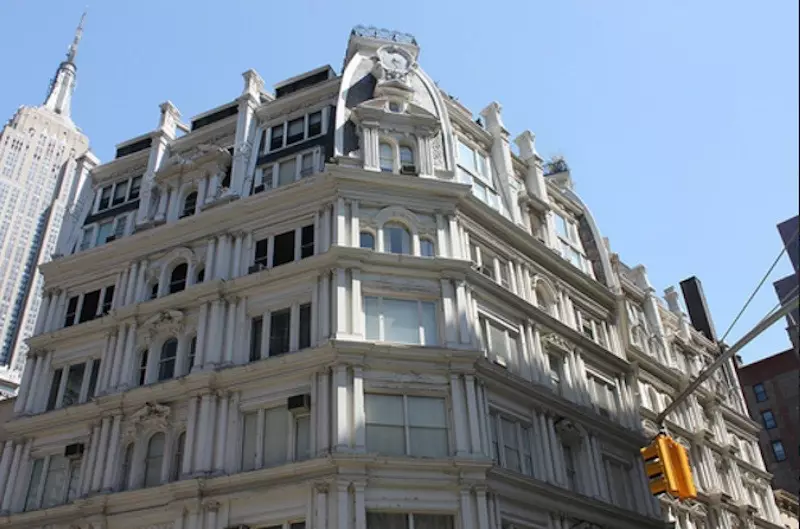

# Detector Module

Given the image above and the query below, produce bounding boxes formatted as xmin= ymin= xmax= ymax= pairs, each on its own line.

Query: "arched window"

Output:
xmin=188 ymin=336 xmax=197 ymax=372
xmin=150 ymin=282 xmax=159 ymax=300
xmin=399 ymin=146 xmax=415 ymax=174
xmin=195 ymin=267 xmax=205 ymax=284
xmin=169 ymin=263 xmax=188 ymax=294
xmin=379 ymin=142 xmax=394 ymax=173
xmin=420 ymin=238 xmax=435 ymax=257
xmin=138 ymin=350 xmax=149 ymax=386
xmin=383 ymin=222 xmax=411 ymax=254
xmin=144 ymin=433 xmax=165 ymax=487
xmin=534 ymin=283 xmax=556 ymax=317
xmin=181 ymin=192 xmax=197 ymax=218
xmin=158 ymin=339 xmax=178 ymax=381
xmin=360 ymin=231 xmax=375 ymax=250
xmin=172 ymin=432 xmax=185 ymax=482
xmin=120 ymin=444 xmax=134 ymax=490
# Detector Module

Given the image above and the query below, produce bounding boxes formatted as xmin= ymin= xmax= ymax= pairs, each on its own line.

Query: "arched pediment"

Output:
xmin=375 ymin=206 xmax=421 ymax=232
xmin=142 ymin=310 xmax=185 ymax=344
xmin=124 ymin=402 xmax=171 ymax=440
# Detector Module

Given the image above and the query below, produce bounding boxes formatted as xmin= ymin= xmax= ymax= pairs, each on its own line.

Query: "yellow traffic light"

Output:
xmin=640 ymin=434 xmax=697 ymax=500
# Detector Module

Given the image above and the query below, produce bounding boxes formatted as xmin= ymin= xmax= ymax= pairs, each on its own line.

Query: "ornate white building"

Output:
xmin=0 ymin=27 xmax=784 ymax=529
xmin=0 ymin=14 xmax=91 ymax=395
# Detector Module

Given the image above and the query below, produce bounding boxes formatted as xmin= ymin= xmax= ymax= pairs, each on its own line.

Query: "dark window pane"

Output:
xmin=299 ymin=303 xmax=311 ymax=350
xmin=129 ymin=176 xmax=142 ymax=200
xmin=78 ymin=290 xmax=101 ymax=323
xmin=287 ymin=117 xmax=304 ymax=145
xmin=158 ymin=339 xmax=178 ymax=381
xmin=254 ymin=238 xmax=269 ymax=267
xmin=269 ymin=309 xmax=291 ymax=356
xmin=112 ymin=181 xmax=128 ymax=205
xmin=169 ymin=264 xmax=188 ymax=294
xmin=181 ymin=192 xmax=197 ymax=218
xmin=360 ymin=232 xmax=375 ymax=249
xmin=98 ymin=186 xmax=111 ymax=210
xmin=139 ymin=350 xmax=148 ymax=386
xmin=250 ymin=317 xmax=263 ymax=362
xmin=188 ymin=337 xmax=196 ymax=370
xmin=46 ymin=369 xmax=63 ymax=411
xmin=150 ymin=283 xmax=159 ymax=300
xmin=308 ymin=111 xmax=322 ymax=136
xmin=102 ymin=286 xmax=115 ymax=314
xmin=270 ymin=125 xmax=284 ymax=151
xmin=301 ymin=225 xmax=314 ymax=259
xmin=61 ymin=363 xmax=86 ymax=407
xmin=273 ymin=230 xmax=295 ymax=267
xmin=196 ymin=268 xmax=205 ymax=283
xmin=87 ymin=359 xmax=100 ymax=399
xmin=64 ymin=296 xmax=79 ymax=327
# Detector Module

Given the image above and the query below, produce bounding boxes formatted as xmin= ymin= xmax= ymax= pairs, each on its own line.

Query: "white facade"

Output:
xmin=0 ymin=15 xmax=90 ymax=394
xmin=0 ymin=26 xmax=783 ymax=529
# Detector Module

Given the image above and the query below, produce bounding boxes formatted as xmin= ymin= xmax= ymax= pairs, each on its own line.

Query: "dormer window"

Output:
xmin=270 ymin=124 xmax=285 ymax=151
xmin=399 ymin=146 xmax=416 ymax=175
xmin=98 ymin=187 xmax=111 ymax=210
xmin=388 ymin=101 xmax=402 ymax=113
xmin=287 ymin=118 xmax=305 ymax=145
xmin=378 ymin=139 xmax=417 ymax=175
xmin=112 ymin=181 xmax=128 ymax=206
xmin=308 ymin=111 xmax=322 ymax=136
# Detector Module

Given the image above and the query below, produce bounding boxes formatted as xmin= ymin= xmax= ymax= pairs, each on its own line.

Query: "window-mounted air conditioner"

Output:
xmin=288 ymin=394 xmax=311 ymax=414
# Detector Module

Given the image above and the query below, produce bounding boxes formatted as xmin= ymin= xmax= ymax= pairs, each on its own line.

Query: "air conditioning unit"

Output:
xmin=105 ymin=235 xmax=116 ymax=243
xmin=253 ymin=184 xmax=265 ymax=194
xmin=288 ymin=394 xmax=311 ymax=414
xmin=248 ymin=263 xmax=266 ymax=274
xmin=400 ymin=164 xmax=417 ymax=175
xmin=64 ymin=443 xmax=85 ymax=459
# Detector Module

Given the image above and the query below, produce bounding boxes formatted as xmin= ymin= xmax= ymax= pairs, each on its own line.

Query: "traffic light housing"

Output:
xmin=641 ymin=434 xmax=697 ymax=500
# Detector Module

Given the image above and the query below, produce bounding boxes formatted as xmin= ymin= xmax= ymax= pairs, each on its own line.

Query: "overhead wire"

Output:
xmin=716 ymin=226 xmax=799 ymax=345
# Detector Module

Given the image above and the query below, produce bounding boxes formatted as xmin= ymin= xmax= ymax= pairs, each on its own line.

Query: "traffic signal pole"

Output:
xmin=655 ymin=293 xmax=799 ymax=427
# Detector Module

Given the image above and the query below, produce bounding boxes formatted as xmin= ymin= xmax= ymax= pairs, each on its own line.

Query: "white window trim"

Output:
xmin=239 ymin=404 xmax=310 ymax=471
xmin=489 ymin=410 xmax=534 ymax=476
xmin=378 ymin=136 xmax=417 ymax=175
xmin=477 ymin=312 xmax=521 ymax=370
xmin=364 ymin=393 xmax=450 ymax=458
xmin=249 ymin=298 xmax=314 ymax=361
xmin=264 ymin=108 xmax=327 ymax=154
xmin=24 ymin=453 xmax=81 ymax=511
xmin=256 ymin=147 xmax=321 ymax=191
xmin=250 ymin=221 xmax=316 ymax=271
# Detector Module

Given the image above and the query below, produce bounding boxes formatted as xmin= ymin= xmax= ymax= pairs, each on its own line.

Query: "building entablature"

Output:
xmin=254 ymin=77 xmax=341 ymax=124
xmin=489 ymin=470 xmax=666 ymax=529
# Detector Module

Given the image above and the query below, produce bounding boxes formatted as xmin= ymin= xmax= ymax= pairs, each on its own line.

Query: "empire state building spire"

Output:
xmin=43 ymin=11 xmax=87 ymax=118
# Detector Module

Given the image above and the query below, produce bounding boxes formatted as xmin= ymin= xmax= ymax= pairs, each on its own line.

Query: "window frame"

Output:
xmin=477 ymin=312 xmax=520 ymax=370
xmin=364 ymin=393 xmax=450 ymax=458
xmin=771 ymin=440 xmax=786 ymax=461
xmin=488 ymin=410 xmax=534 ymax=476
xmin=753 ymin=383 xmax=768 ymax=402
xmin=363 ymin=295 xmax=439 ymax=346
xmin=240 ymin=403 xmax=311 ymax=471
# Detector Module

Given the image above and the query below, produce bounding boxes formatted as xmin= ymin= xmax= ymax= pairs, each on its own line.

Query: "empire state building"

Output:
xmin=0 ymin=14 xmax=94 ymax=396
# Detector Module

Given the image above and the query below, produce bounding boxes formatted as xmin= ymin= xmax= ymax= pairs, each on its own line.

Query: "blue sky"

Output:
xmin=1 ymin=0 xmax=797 ymax=363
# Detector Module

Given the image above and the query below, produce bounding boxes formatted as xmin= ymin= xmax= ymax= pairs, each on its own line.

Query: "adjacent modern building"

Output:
xmin=0 ymin=26 xmax=786 ymax=529
xmin=0 ymin=15 xmax=91 ymax=396
xmin=737 ymin=350 xmax=799 ymax=497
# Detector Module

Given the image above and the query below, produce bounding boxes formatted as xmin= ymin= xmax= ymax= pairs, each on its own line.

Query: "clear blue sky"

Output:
xmin=1 ymin=0 xmax=797 ymax=363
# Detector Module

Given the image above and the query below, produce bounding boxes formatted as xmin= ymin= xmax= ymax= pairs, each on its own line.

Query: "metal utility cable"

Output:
xmin=717 ymin=226 xmax=799 ymax=345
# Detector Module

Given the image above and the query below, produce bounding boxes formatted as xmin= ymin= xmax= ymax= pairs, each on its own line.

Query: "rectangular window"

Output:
xmin=497 ymin=258 xmax=510 ymax=289
xmin=24 ymin=459 xmax=44 ymax=511
xmin=41 ymin=455 xmax=68 ymax=508
xmin=762 ymin=410 xmax=777 ymax=429
xmin=606 ymin=459 xmax=633 ymax=510
xmin=308 ymin=111 xmax=322 ymax=137
xmin=270 ymin=125 xmax=284 ymax=151
xmin=480 ymin=316 xmax=519 ymax=369
xmin=102 ymin=286 xmax=115 ymax=315
xmin=300 ymin=152 xmax=315 ymax=177
xmin=112 ymin=181 xmax=128 ymax=205
xmin=753 ymin=383 xmax=768 ymax=402
xmin=364 ymin=394 xmax=448 ymax=458
xmin=128 ymin=175 xmax=142 ymax=200
xmin=287 ymin=117 xmax=305 ymax=145
xmin=364 ymin=297 xmax=438 ymax=345
xmin=61 ymin=363 xmax=85 ymax=407
xmin=278 ymin=158 xmax=297 ymax=187
xmin=254 ymin=238 xmax=269 ymax=267
xmin=112 ymin=215 xmax=127 ymax=240
xmin=294 ymin=413 xmax=311 ymax=461
xmin=555 ymin=213 xmax=569 ymax=240
xmin=46 ymin=368 xmax=63 ymax=411
xmin=269 ymin=309 xmax=291 ymax=356
xmin=588 ymin=374 xmax=617 ymax=418
xmin=240 ymin=405 xmax=309 ymax=471
xmin=78 ymin=289 xmax=101 ymax=323
xmin=64 ymin=296 xmax=79 ymax=327
xmin=299 ymin=303 xmax=311 ymax=350
xmin=87 ymin=359 xmax=101 ymax=399
xmin=500 ymin=416 xmax=520 ymax=472
xmin=79 ymin=228 xmax=93 ymax=251
xmin=250 ymin=316 xmax=263 ymax=362
xmin=771 ymin=440 xmax=786 ymax=461
xmin=562 ymin=444 xmax=577 ymax=491
xmin=241 ymin=411 xmax=259 ymax=471
xmin=300 ymin=224 xmax=314 ymax=259
xmin=366 ymin=513 xmax=454 ymax=529
xmin=98 ymin=186 xmax=112 ymax=210
xmin=273 ymin=230 xmax=295 ymax=267
xmin=95 ymin=221 xmax=113 ymax=245
xmin=263 ymin=406 xmax=289 ymax=467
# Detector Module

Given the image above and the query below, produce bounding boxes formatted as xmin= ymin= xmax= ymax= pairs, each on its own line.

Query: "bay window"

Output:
xmin=364 ymin=296 xmax=438 ymax=345
xmin=364 ymin=394 xmax=448 ymax=458
xmin=241 ymin=405 xmax=310 ymax=471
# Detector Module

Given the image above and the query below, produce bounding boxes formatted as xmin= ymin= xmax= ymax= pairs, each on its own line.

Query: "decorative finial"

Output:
xmin=66 ymin=10 xmax=87 ymax=64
